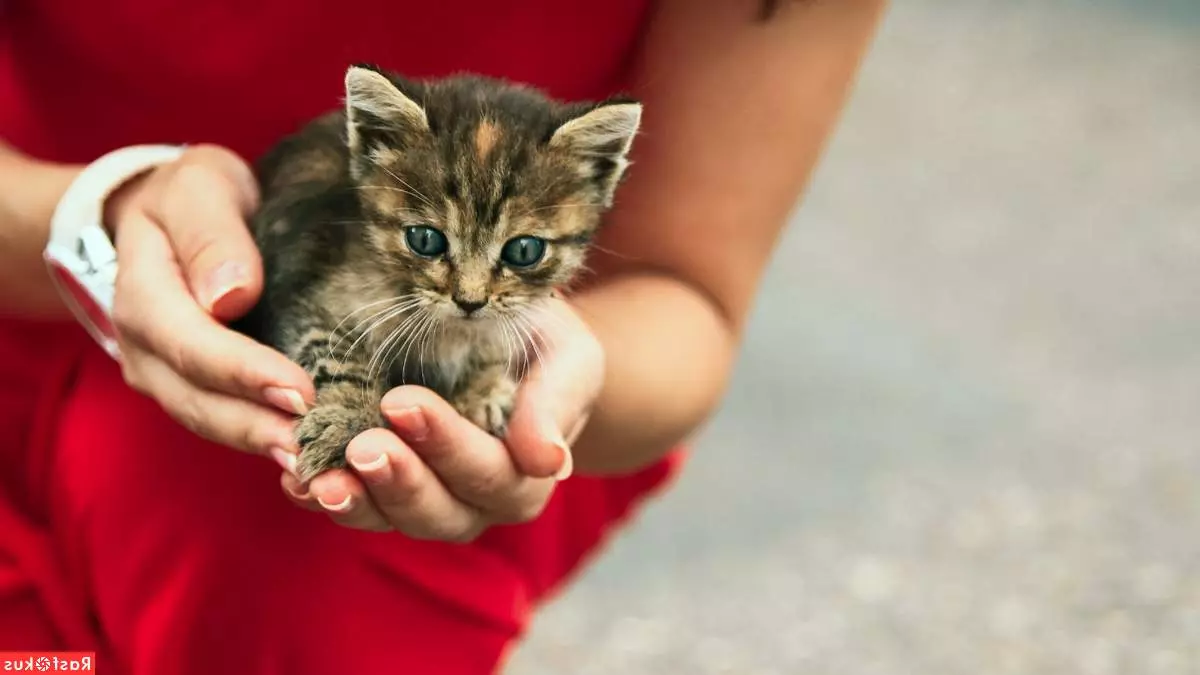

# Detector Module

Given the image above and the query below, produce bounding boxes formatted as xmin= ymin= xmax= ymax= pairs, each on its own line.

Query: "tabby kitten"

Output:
xmin=238 ymin=65 xmax=641 ymax=482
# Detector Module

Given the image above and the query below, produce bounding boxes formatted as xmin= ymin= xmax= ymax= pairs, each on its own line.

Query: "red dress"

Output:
xmin=0 ymin=2 xmax=683 ymax=672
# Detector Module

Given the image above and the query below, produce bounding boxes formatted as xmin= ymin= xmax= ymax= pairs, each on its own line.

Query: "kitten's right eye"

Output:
xmin=404 ymin=226 xmax=448 ymax=258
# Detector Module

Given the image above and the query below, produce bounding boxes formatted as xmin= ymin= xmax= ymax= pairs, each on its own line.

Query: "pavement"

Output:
xmin=507 ymin=1 xmax=1200 ymax=673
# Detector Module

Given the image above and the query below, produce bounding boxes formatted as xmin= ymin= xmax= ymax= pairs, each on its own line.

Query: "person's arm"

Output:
xmin=0 ymin=141 xmax=83 ymax=317
xmin=571 ymin=0 xmax=889 ymax=473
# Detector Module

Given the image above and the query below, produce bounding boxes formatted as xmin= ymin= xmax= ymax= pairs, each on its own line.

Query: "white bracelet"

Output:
xmin=43 ymin=144 xmax=186 ymax=358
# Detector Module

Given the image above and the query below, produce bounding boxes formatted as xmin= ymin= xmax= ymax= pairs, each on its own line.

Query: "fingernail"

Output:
xmin=554 ymin=443 xmax=574 ymax=481
xmin=317 ymin=494 xmax=354 ymax=513
xmin=264 ymin=387 xmax=309 ymax=416
xmin=201 ymin=261 xmax=247 ymax=312
xmin=539 ymin=412 xmax=573 ymax=480
xmin=566 ymin=410 xmax=591 ymax=445
xmin=269 ymin=447 xmax=298 ymax=477
xmin=389 ymin=407 xmax=428 ymax=442
xmin=349 ymin=453 xmax=389 ymax=473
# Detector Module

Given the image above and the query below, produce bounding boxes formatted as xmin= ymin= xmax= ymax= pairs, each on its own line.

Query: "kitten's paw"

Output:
xmin=452 ymin=372 xmax=518 ymax=439
xmin=294 ymin=405 xmax=382 ymax=482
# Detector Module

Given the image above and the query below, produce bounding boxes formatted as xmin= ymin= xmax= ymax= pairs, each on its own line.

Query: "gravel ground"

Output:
xmin=508 ymin=2 xmax=1200 ymax=673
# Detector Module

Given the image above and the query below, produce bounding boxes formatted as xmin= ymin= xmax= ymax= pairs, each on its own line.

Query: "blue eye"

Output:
xmin=500 ymin=236 xmax=546 ymax=268
xmin=404 ymin=226 xmax=448 ymax=258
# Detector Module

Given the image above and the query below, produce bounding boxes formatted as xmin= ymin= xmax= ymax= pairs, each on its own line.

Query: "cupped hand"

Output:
xmin=107 ymin=144 xmax=314 ymax=465
xmin=280 ymin=297 xmax=604 ymax=540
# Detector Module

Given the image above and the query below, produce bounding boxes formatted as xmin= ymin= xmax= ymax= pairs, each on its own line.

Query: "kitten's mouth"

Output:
xmin=451 ymin=308 xmax=495 ymax=324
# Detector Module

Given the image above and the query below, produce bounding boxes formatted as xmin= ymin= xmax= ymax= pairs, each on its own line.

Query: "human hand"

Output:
xmin=107 ymin=144 xmax=314 ymax=467
xmin=279 ymin=297 xmax=603 ymax=539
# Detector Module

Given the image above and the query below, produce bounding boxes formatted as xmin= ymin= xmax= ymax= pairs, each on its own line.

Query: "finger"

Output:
xmin=343 ymin=428 xmax=484 ymax=541
xmin=280 ymin=472 xmax=324 ymax=513
xmin=505 ymin=297 xmax=604 ymax=479
xmin=113 ymin=213 xmax=314 ymax=414
xmin=381 ymin=387 xmax=554 ymax=524
xmin=118 ymin=345 xmax=298 ymax=459
xmin=306 ymin=468 xmax=393 ymax=533
xmin=146 ymin=145 xmax=262 ymax=320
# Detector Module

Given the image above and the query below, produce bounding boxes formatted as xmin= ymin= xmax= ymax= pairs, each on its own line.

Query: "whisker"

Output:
xmin=498 ymin=316 xmax=518 ymax=378
xmin=511 ymin=315 xmax=546 ymax=373
xmin=331 ymin=297 xmax=420 ymax=346
xmin=585 ymin=242 xmax=638 ymax=262
xmin=380 ymin=167 xmax=437 ymax=210
xmin=398 ymin=309 xmax=435 ymax=387
xmin=416 ymin=313 xmax=440 ymax=388
xmin=337 ymin=302 xmax=418 ymax=357
xmin=380 ymin=319 xmax=418 ymax=392
xmin=522 ymin=303 xmax=570 ymax=352
xmin=371 ymin=307 xmax=427 ymax=391
xmin=338 ymin=302 xmax=419 ymax=373
xmin=329 ymin=295 xmax=417 ymax=354
xmin=508 ymin=202 xmax=593 ymax=222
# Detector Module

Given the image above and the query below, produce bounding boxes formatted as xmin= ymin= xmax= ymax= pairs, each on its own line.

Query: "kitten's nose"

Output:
xmin=454 ymin=298 xmax=487 ymax=315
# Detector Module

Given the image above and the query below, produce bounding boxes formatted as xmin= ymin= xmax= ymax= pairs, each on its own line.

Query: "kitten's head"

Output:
xmin=342 ymin=65 xmax=641 ymax=326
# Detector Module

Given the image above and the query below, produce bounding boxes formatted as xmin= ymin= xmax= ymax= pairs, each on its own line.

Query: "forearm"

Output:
xmin=564 ymin=0 xmax=887 ymax=473
xmin=570 ymin=272 xmax=735 ymax=474
xmin=0 ymin=141 xmax=82 ymax=317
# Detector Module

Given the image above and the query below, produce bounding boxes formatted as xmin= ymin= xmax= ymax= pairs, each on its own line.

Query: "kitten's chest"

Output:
xmin=382 ymin=327 xmax=509 ymax=394
xmin=427 ymin=339 xmax=475 ymax=392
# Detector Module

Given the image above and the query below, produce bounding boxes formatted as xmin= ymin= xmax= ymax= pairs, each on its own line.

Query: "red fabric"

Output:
xmin=0 ymin=2 xmax=686 ymax=673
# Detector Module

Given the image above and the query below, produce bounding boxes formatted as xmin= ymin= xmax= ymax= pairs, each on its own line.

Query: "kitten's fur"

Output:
xmin=237 ymin=65 xmax=641 ymax=481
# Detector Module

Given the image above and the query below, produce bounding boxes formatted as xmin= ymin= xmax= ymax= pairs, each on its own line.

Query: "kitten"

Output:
xmin=237 ymin=65 xmax=641 ymax=482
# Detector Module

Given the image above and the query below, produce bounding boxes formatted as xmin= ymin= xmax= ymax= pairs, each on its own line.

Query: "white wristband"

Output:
xmin=43 ymin=144 xmax=186 ymax=358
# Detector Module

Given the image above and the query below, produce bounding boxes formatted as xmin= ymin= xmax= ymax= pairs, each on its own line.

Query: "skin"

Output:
xmin=0 ymin=0 xmax=888 ymax=537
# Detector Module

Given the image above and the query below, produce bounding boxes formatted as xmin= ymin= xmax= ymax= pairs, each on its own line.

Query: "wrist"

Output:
xmin=566 ymin=272 xmax=734 ymax=475
xmin=0 ymin=148 xmax=85 ymax=317
xmin=42 ymin=144 xmax=186 ymax=355
xmin=0 ymin=151 xmax=82 ymax=240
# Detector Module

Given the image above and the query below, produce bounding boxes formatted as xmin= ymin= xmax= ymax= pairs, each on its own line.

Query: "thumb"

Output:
xmin=506 ymin=298 xmax=604 ymax=479
xmin=148 ymin=146 xmax=263 ymax=322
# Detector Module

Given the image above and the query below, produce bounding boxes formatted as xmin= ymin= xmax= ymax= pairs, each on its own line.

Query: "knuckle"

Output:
xmin=111 ymin=273 xmax=147 ymax=341
xmin=461 ymin=469 xmax=508 ymax=502
xmin=224 ymin=353 xmax=263 ymax=390
xmin=180 ymin=235 xmax=222 ymax=277
xmin=444 ymin=523 xmax=484 ymax=544
xmin=398 ymin=514 xmax=481 ymax=543
xmin=165 ymin=341 xmax=195 ymax=379
xmin=183 ymin=143 xmax=239 ymax=166
xmin=238 ymin=418 xmax=268 ymax=456
xmin=170 ymin=157 xmax=222 ymax=192
xmin=170 ymin=393 xmax=208 ymax=438
xmin=180 ymin=145 xmax=257 ymax=204
xmin=377 ymin=481 xmax=422 ymax=514
xmin=110 ymin=297 xmax=137 ymax=342
xmin=119 ymin=361 xmax=148 ymax=395
xmin=502 ymin=494 xmax=550 ymax=525
xmin=167 ymin=341 xmax=225 ymax=395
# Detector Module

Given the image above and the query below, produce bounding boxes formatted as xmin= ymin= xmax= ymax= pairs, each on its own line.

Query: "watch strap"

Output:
xmin=43 ymin=144 xmax=186 ymax=357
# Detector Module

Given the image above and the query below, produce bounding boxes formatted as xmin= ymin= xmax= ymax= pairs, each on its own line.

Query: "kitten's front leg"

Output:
xmin=287 ymin=329 xmax=387 ymax=482
xmin=451 ymin=361 xmax=519 ymax=439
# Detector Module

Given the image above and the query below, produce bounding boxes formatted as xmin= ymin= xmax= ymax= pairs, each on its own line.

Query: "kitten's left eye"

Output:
xmin=404 ymin=226 xmax=448 ymax=258
xmin=500 ymin=236 xmax=546 ymax=268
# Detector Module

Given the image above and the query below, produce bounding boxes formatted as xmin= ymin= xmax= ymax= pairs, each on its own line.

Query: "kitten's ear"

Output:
xmin=344 ymin=65 xmax=429 ymax=176
xmin=549 ymin=100 xmax=642 ymax=207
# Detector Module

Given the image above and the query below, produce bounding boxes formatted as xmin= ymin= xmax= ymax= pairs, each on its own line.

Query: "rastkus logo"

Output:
xmin=0 ymin=653 xmax=94 ymax=672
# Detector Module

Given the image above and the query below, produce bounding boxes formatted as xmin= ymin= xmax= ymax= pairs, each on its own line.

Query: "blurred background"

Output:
xmin=509 ymin=0 xmax=1200 ymax=673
